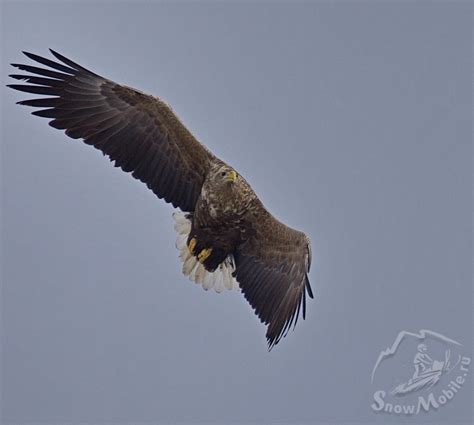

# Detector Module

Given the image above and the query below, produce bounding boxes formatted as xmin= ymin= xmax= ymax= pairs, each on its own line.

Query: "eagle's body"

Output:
xmin=8 ymin=50 xmax=314 ymax=348
xmin=191 ymin=163 xmax=256 ymax=272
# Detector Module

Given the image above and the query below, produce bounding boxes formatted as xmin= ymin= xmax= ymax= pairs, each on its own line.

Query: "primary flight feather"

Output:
xmin=8 ymin=49 xmax=313 ymax=349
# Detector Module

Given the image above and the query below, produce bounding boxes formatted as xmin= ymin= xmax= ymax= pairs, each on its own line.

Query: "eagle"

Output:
xmin=8 ymin=50 xmax=313 ymax=349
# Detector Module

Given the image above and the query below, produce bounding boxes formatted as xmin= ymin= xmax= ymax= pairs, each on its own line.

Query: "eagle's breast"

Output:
xmin=199 ymin=176 xmax=250 ymax=224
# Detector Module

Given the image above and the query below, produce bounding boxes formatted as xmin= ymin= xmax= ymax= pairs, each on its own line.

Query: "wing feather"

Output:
xmin=234 ymin=203 xmax=313 ymax=349
xmin=8 ymin=49 xmax=314 ymax=349
xmin=8 ymin=49 xmax=216 ymax=212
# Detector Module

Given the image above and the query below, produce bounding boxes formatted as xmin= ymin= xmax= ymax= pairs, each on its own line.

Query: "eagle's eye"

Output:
xmin=220 ymin=171 xmax=227 ymax=177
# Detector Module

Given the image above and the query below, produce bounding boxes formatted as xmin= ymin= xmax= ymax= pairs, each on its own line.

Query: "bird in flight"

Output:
xmin=8 ymin=49 xmax=313 ymax=349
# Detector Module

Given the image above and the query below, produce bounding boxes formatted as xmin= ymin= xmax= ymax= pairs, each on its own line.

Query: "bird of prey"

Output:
xmin=8 ymin=49 xmax=313 ymax=349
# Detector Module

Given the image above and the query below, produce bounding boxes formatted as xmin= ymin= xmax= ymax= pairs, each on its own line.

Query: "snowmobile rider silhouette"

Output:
xmin=413 ymin=343 xmax=434 ymax=378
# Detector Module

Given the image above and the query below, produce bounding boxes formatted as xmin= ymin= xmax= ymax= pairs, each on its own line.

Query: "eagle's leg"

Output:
xmin=186 ymin=235 xmax=220 ymax=271
xmin=188 ymin=237 xmax=197 ymax=254
xmin=197 ymin=248 xmax=213 ymax=263
xmin=173 ymin=212 xmax=239 ymax=292
xmin=187 ymin=237 xmax=212 ymax=264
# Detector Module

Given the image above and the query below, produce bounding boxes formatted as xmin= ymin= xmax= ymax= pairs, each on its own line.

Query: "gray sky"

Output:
xmin=1 ymin=1 xmax=472 ymax=424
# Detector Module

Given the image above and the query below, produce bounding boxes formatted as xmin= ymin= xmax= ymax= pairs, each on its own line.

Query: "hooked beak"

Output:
xmin=225 ymin=170 xmax=237 ymax=183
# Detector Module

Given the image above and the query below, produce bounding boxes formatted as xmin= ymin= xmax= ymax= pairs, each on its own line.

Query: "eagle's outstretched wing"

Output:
xmin=8 ymin=49 xmax=314 ymax=348
xmin=234 ymin=202 xmax=313 ymax=349
xmin=8 ymin=49 xmax=214 ymax=212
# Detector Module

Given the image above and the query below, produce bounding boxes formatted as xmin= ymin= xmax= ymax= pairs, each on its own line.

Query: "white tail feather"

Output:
xmin=172 ymin=212 xmax=239 ymax=293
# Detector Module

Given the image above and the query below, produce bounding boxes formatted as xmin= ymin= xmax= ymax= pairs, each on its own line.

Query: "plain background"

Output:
xmin=1 ymin=1 xmax=472 ymax=424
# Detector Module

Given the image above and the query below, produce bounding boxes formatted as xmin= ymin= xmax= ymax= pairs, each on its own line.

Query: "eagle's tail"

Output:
xmin=172 ymin=212 xmax=239 ymax=293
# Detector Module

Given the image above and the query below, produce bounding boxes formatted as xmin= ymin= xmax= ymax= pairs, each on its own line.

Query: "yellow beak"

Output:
xmin=225 ymin=170 xmax=237 ymax=183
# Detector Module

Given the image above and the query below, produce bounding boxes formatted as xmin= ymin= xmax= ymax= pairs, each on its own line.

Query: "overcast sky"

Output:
xmin=1 ymin=1 xmax=472 ymax=424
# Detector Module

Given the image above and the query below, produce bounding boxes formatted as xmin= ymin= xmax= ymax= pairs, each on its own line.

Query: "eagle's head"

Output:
xmin=212 ymin=165 xmax=238 ymax=187
xmin=202 ymin=163 xmax=255 ymax=212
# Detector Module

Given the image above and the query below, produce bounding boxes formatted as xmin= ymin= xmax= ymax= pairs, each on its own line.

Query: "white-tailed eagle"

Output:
xmin=8 ymin=50 xmax=313 ymax=349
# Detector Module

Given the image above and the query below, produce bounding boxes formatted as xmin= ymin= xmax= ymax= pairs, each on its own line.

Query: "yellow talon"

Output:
xmin=188 ymin=238 xmax=197 ymax=254
xmin=198 ymin=248 xmax=212 ymax=263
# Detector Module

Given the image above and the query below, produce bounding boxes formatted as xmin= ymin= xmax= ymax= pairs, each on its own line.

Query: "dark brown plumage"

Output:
xmin=8 ymin=49 xmax=313 ymax=349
